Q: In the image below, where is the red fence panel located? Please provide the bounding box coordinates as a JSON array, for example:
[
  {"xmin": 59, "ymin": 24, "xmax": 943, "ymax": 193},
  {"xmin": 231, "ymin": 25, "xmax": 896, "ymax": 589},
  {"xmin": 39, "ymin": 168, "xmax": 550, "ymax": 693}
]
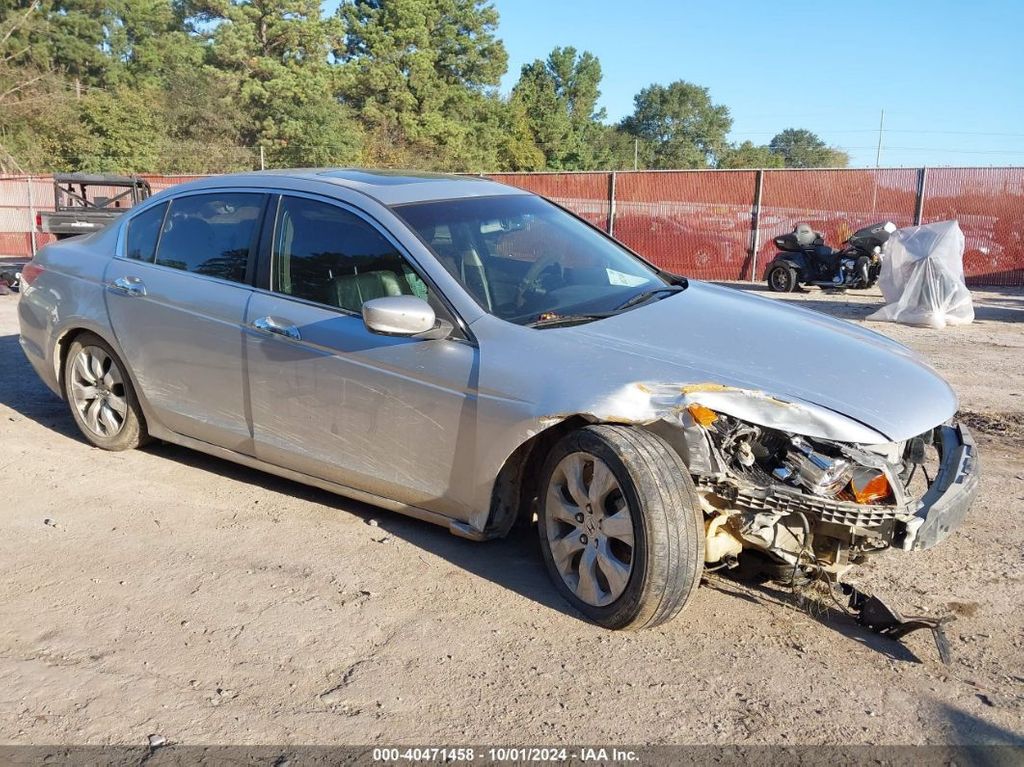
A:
[
  {"xmin": 920, "ymin": 167, "xmax": 1024, "ymax": 287},
  {"xmin": 484, "ymin": 172, "xmax": 611, "ymax": 230},
  {"xmin": 0, "ymin": 175, "xmax": 56, "ymax": 260},
  {"xmin": 2, "ymin": 169, "xmax": 1024, "ymax": 287},
  {"xmin": 0, "ymin": 174, "xmax": 206, "ymax": 260},
  {"xmin": 613, "ymin": 170, "xmax": 757, "ymax": 280},
  {"xmin": 756, "ymin": 168, "xmax": 920, "ymax": 279}
]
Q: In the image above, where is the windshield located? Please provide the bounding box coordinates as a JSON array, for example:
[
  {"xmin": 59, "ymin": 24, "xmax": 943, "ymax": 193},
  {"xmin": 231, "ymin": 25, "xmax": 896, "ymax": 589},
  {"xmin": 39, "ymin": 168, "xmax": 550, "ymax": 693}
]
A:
[{"xmin": 393, "ymin": 195, "xmax": 673, "ymax": 326}]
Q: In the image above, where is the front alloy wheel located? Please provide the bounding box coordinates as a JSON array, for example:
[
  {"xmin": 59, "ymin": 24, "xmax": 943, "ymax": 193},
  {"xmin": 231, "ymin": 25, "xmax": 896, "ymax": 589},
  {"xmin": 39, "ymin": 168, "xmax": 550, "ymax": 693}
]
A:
[
  {"xmin": 538, "ymin": 425, "xmax": 705, "ymax": 630},
  {"xmin": 544, "ymin": 452, "xmax": 635, "ymax": 607}
]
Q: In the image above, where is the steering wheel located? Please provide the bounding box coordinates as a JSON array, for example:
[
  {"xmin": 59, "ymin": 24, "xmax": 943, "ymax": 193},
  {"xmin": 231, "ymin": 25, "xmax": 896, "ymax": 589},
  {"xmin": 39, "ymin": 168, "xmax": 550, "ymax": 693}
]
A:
[{"xmin": 516, "ymin": 253, "xmax": 564, "ymax": 309}]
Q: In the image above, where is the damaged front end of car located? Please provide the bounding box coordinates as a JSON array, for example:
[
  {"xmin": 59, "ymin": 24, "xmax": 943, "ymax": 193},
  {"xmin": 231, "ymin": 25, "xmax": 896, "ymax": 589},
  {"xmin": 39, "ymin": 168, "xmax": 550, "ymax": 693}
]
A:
[{"xmin": 626, "ymin": 383, "xmax": 981, "ymax": 580}]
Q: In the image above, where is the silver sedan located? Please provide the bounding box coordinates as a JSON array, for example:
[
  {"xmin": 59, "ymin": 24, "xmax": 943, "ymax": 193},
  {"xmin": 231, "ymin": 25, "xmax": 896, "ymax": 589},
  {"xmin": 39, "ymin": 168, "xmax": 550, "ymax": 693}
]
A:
[{"xmin": 18, "ymin": 170, "xmax": 979, "ymax": 629}]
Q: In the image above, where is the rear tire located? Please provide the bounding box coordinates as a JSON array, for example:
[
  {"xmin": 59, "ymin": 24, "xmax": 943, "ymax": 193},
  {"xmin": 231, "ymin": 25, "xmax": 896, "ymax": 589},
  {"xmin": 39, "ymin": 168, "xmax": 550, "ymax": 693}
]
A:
[
  {"xmin": 64, "ymin": 332, "xmax": 149, "ymax": 451},
  {"xmin": 767, "ymin": 264, "xmax": 797, "ymax": 293},
  {"xmin": 537, "ymin": 425, "xmax": 705, "ymax": 630}
]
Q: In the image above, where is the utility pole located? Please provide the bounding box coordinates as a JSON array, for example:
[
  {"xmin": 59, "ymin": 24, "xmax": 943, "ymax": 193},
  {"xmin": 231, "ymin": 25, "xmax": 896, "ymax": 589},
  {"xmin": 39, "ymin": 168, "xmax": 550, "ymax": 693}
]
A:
[
  {"xmin": 874, "ymin": 108, "xmax": 885, "ymax": 167},
  {"xmin": 259, "ymin": 145, "xmax": 265, "ymax": 171},
  {"xmin": 633, "ymin": 139, "xmax": 638, "ymax": 171}
]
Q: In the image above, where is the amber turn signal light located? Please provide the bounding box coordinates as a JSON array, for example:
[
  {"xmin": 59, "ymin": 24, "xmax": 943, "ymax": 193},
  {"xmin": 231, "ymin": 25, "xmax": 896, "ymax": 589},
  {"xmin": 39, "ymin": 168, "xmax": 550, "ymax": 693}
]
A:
[
  {"xmin": 687, "ymin": 403, "xmax": 718, "ymax": 427},
  {"xmin": 850, "ymin": 472, "xmax": 891, "ymax": 504}
]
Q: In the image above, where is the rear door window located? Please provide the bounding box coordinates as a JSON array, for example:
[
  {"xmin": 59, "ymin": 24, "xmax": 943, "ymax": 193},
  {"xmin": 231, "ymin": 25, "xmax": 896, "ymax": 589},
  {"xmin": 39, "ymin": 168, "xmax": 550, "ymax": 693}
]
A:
[
  {"xmin": 125, "ymin": 202, "xmax": 168, "ymax": 262},
  {"xmin": 154, "ymin": 193, "xmax": 266, "ymax": 283}
]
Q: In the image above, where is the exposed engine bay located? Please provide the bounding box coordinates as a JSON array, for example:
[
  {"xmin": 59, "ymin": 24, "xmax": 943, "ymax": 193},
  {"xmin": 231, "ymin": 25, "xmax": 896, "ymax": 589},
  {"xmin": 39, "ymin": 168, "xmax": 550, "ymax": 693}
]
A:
[{"xmin": 677, "ymin": 404, "xmax": 976, "ymax": 583}]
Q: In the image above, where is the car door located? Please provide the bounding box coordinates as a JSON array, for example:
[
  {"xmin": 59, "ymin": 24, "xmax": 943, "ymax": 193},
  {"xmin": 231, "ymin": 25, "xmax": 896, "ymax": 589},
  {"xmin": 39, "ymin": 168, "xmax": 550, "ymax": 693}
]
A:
[
  {"xmin": 244, "ymin": 193, "xmax": 479, "ymax": 518},
  {"xmin": 105, "ymin": 191, "xmax": 267, "ymax": 451}
]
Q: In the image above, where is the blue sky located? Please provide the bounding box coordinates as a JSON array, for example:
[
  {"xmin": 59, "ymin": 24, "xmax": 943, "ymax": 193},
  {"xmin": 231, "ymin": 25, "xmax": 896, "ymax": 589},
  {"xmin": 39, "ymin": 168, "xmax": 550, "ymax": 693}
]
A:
[
  {"xmin": 491, "ymin": 0, "xmax": 1024, "ymax": 167},
  {"xmin": 323, "ymin": 1, "xmax": 1024, "ymax": 167}
]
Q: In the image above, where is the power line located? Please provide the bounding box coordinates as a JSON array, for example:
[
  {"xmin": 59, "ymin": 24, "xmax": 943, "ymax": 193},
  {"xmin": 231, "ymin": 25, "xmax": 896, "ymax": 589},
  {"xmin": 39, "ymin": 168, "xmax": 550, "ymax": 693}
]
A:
[{"xmin": 730, "ymin": 129, "xmax": 1024, "ymax": 138}]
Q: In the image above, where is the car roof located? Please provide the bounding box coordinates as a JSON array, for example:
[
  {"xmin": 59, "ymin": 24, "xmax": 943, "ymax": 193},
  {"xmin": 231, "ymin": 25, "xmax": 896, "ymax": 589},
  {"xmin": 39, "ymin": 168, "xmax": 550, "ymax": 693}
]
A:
[{"xmin": 169, "ymin": 168, "xmax": 529, "ymax": 206}]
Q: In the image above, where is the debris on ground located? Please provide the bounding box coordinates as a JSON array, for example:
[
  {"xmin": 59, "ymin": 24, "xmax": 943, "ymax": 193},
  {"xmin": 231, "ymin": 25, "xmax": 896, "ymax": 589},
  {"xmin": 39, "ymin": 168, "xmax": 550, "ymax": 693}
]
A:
[
  {"xmin": 841, "ymin": 583, "xmax": 953, "ymax": 664},
  {"xmin": 960, "ymin": 410, "xmax": 1024, "ymax": 444}
]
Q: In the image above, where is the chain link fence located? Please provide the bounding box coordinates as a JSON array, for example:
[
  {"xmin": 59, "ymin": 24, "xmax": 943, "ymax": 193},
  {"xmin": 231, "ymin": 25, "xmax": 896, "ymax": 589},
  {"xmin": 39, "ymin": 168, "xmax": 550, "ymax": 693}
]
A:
[{"xmin": 3, "ymin": 168, "xmax": 1022, "ymax": 286}]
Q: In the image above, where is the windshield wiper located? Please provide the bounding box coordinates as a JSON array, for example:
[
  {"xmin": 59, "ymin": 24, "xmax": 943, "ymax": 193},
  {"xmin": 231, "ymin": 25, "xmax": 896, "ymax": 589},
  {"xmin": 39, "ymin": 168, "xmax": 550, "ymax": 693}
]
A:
[
  {"xmin": 613, "ymin": 285, "xmax": 687, "ymax": 312},
  {"xmin": 526, "ymin": 312, "xmax": 615, "ymax": 329}
]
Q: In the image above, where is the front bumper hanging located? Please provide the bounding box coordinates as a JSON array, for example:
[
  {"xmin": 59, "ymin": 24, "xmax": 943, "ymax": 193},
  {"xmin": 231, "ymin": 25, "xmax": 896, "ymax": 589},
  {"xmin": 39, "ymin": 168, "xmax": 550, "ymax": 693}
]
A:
[{"xmin": 900, "ymin": 423, "xmax": 980, "ymax": 551}]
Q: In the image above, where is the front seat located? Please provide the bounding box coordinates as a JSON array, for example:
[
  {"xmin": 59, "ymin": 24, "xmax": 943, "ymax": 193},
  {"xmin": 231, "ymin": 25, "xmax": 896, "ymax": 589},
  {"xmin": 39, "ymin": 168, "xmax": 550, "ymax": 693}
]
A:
[
  {"xmin": 448, "ymin": 224, "xmax": 493, "ymax": 312},
  {"xmin": 331, "ymin": 270, "xmax": 405, "ymax": 313}
]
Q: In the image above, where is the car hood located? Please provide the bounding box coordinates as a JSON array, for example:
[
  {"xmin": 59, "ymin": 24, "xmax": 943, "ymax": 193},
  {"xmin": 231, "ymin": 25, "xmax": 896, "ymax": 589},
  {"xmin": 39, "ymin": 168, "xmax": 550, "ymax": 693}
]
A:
[{"xmin": 559, "ymin": 281, "xmax": 957, "ymax": 443}]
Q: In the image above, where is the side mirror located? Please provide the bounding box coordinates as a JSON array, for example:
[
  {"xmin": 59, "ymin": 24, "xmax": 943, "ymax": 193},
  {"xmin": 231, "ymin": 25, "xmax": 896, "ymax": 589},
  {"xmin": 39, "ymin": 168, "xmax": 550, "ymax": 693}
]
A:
[{"xmin": 361, "ymin": 296, "xmax": 452, "ymax": 340}]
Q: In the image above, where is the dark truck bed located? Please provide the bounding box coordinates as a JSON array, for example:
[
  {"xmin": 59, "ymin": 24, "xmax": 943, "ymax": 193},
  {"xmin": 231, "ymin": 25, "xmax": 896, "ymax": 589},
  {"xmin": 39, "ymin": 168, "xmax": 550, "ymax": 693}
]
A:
[{"xmin": 37, "ymin": 173, "xmax": 152, "ymax": 239}]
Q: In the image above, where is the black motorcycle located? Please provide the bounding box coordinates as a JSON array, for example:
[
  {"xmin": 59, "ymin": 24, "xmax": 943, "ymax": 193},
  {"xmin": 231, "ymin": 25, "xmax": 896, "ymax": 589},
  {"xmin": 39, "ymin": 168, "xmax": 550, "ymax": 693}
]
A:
[{"xmin": 765, "ymin": 221, "xmax": 897, "ymax": 292}]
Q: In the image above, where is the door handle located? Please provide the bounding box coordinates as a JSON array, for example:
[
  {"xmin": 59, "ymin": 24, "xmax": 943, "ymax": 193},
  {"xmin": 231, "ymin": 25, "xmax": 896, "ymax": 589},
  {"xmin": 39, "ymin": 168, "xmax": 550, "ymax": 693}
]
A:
[
  {"xmin": 251, "ymin": 316, "xmax": 301, "ymax": 341},
  {"xmin": 109, "ymin": 275, "xmax": 146, "ymax": 297}
]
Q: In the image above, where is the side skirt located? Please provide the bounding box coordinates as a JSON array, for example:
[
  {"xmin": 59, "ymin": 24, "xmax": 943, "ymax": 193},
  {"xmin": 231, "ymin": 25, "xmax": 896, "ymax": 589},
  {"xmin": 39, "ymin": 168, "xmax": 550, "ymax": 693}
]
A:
[{"xmin": 147, "ymin": 424, "xmax": 487, "ymax": 541}]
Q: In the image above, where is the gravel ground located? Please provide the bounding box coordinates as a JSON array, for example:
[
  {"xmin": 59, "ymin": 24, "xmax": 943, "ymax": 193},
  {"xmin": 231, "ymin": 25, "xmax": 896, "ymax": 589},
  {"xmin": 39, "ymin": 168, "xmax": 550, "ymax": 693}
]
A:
[{"xmin": 0, "ymin": 284, "xmax": 1022, "ymax": 747}]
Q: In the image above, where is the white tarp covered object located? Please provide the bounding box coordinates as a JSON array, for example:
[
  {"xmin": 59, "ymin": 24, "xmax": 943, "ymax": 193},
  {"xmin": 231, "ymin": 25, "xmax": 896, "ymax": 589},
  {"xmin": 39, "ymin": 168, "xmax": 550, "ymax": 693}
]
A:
[{"xmin": 867, "ymin": 220, "xmax": 974, "ymax": 328}]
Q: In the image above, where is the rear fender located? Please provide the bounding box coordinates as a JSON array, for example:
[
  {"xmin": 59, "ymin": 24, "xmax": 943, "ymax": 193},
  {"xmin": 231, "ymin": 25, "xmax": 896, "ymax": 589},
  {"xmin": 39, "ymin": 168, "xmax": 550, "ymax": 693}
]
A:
[{"xmin": 767, "ymin": 253, "xmax": 808, "ymax": 280}]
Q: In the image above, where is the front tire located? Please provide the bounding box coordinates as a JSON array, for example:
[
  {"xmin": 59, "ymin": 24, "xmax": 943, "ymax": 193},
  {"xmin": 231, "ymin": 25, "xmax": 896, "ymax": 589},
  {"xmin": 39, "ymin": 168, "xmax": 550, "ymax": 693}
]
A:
[
  {"xmin": 64, "ymin": 332, "xmax": 149, "ymax": 451},
  {"xmin": 537, "ymin": 425, "xmax": 705, "ymax": 630},
  {"xmin": 767, "ymin": 263, "xmax": 797, "ymax": 293}
]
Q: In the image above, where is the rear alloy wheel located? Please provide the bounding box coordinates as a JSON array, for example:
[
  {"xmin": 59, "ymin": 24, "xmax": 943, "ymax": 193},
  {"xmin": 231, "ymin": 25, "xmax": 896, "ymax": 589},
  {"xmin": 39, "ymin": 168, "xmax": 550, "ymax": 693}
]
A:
[
  {"xmin": 64, "ymin": 333, "xmax": 149, "ymax": 451},
  {"xmin": 538, "ymin": 425, "xmax": 705, "ymax": 630},
  {"xmin": 767, "ymin": 264, "xmax": 797, "ymax": 293}
]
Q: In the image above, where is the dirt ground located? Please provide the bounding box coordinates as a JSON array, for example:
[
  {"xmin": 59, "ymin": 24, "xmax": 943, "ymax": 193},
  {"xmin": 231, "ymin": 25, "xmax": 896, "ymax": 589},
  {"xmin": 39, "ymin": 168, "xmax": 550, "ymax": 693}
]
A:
[{"xmin": 0, "ymin": 283, "xmax": 1022, "ymax": 748}]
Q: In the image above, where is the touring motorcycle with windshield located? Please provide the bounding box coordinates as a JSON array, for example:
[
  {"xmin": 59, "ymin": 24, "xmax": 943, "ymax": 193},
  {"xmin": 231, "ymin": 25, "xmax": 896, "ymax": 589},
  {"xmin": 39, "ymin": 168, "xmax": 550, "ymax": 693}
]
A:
[{"xmin": 766, "ymin": 221, "xmax": 897, "ymax": 292}]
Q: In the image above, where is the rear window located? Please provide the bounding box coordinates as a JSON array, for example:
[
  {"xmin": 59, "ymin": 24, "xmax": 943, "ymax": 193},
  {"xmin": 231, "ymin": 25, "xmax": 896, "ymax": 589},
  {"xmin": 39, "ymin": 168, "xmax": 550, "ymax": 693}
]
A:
[
  {"xmin": 154, "ymin": 193, "xmax": 265, "ymax": 283},
  {"xmin": 125, "ymin": 202, "xmax": 167, "ymax": 262}
]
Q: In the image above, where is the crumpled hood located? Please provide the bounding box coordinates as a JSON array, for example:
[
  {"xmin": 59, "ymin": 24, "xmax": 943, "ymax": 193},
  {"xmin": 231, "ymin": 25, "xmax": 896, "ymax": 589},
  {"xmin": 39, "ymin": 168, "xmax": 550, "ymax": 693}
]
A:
[{"xmin": 562, "ymin": 281, "xmax": 958, "ymax": 443}]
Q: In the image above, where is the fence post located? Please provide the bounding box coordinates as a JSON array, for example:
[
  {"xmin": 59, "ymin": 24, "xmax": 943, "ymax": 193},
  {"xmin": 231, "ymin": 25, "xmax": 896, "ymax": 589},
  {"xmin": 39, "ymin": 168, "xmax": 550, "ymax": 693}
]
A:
[
  {"xmin": 914, "ymin": 167, "xmax": 927, "ymax": 225},
  {"xmin": 608, "ymin": 171, "xmax": 617, "ymax": 236},
  {"xmin": 26, "ymin": 176, "xmax": 37, "ymax": 258},
  {"xmin": 748, "ymin": 169, "xmax": 764, "ymax": 281}
]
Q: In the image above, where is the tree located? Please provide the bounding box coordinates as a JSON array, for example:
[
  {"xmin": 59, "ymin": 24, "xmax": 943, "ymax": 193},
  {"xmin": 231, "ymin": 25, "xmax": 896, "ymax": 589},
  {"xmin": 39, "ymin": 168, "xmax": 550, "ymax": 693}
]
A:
[
  {"xmin": 768, "ymin": 128, "xmax": 849, "ymax": 168},
  {"xmin": 511, "ymin": 46, "xmax": 607, "ymax": 170},
  {"xmin": 490, "ymin": 95, "xmax": 545, "ymax": 171},
  {"xmin": 186, "ymin": 0, "xmax": 362, "ymax": 167},
  {"xmin": 44, "ymin": 86, "xmax": 163, "ymax": 172},
  {"xmin": 31, "ymin": 0, "xmax": 122, "ymax": 86},
  {"xmin": 717, "ymin": 141, "xmax": 783, "ymax": 169},
  {"xmin": 0, "ymin": 1, "xmax": 69, "ymax": 171},
  {"xmin": 621, "ymin": 81, "xmax": 731, "ymax": 169},
  {"xmin": 339, "ymin": 0, "xmax": 507, "ymax": 169}
]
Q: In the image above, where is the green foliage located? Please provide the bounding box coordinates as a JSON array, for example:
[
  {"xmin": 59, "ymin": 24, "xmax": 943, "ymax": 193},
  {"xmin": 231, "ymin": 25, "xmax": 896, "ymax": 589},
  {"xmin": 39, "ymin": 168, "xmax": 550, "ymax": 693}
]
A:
[
  {"xmin": 621, "ymin": 81, "xmax": 732, "ymax": 169},
  {"xmin": 769, "ymin": 128, "xmax": 849, "ymax": 168},
  {"xmin": 339, "ymin": 0, "xmax": 506, "ymax": 170},
  {"xmin": 718, "ymin": 141, "xmax": 784, "ymax": 169},
  {"xmin": 0, "ymin": 2, "xmax": 852, "ymax": 175},
  {"xmin": 48, "ymin": 86, "xmax": 163, "ymax": 172},
  {"xmin": 190, "ymin": 0, "xmax": 362, "ymax": 166},
  {"xmin": 511, "ymin": 46, "xmax": 608, "ymax": 170}
]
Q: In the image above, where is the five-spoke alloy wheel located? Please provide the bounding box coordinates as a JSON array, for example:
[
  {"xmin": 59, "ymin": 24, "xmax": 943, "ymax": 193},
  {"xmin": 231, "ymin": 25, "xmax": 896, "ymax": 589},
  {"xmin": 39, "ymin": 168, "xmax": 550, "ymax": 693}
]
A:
[{"xmin": 538, "ymin": 425, "xmax": 705, "ymax": 630}]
